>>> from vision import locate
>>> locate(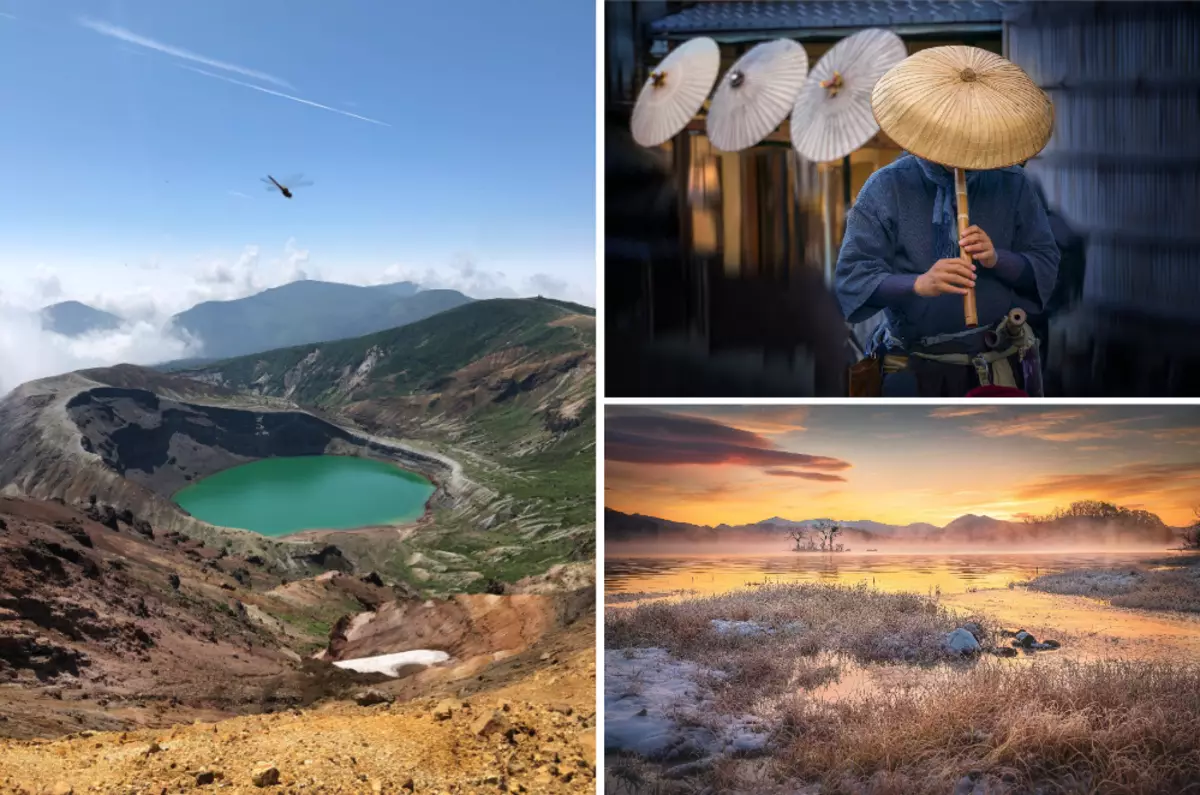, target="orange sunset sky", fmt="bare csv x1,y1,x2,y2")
605,405,1200,528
